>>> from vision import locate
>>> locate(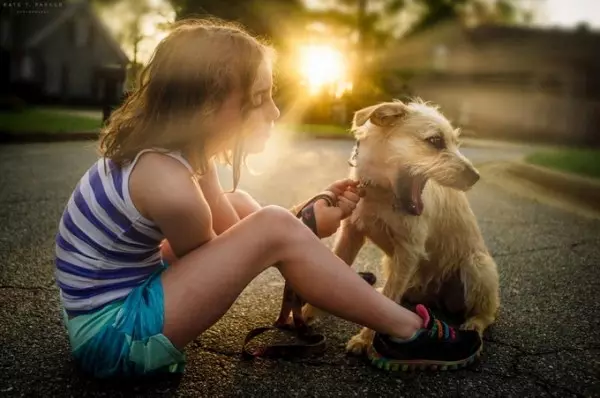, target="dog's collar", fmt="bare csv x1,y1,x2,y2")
348,140,360,167
347,140,371,190
346,141,398,210
348,142,412,213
